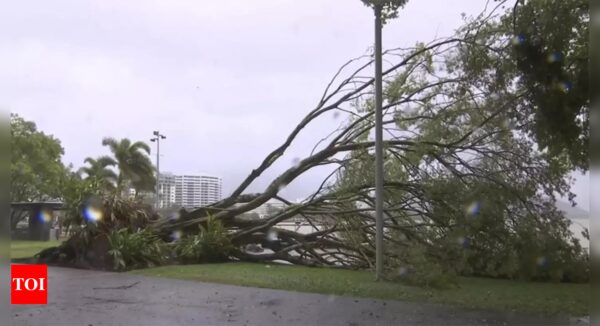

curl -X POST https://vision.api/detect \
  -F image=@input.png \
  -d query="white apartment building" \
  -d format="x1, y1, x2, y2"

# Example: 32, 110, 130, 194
158, 173, 222, 209
157, 173, 177, 208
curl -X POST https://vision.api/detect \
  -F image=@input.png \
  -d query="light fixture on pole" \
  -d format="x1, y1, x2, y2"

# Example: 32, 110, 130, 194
150, 131, 166, 209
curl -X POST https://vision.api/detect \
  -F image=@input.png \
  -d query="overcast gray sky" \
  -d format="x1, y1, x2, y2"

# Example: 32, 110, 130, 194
2, 0, 589, 209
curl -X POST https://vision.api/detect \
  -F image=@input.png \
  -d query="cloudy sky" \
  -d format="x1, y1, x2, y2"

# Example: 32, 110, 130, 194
2, 0, 589, 209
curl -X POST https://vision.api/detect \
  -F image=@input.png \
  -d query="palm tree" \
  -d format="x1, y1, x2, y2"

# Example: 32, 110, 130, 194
101, 137, 156, 195
78, 156, 118, 190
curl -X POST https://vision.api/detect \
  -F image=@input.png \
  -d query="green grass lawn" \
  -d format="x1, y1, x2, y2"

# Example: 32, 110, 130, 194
10, 240, 62, 259
131, 262, 589, 316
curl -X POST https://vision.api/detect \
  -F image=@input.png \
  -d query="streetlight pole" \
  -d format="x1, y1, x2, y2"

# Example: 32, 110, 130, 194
373, 3, 385, 281
150, 131, 166, 209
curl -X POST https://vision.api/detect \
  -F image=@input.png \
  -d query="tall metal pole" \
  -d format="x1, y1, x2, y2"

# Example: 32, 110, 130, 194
374, 4, 385, 281
151, 131, 166, 209
155, 137, 160, 209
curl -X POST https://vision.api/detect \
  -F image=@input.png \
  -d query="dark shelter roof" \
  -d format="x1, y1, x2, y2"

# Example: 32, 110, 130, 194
11, 201, 64, 210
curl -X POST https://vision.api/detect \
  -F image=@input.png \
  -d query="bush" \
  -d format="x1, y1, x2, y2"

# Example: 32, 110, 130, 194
175, 217, 234, 263
386, 242, 459, 289
38, 194, 164, 270
108, 228, 167, 271
463, 214, 591, 283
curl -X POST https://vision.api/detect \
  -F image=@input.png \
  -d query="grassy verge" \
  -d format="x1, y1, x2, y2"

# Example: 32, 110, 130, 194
131, 262, 589, 316
10, 240, 62, 259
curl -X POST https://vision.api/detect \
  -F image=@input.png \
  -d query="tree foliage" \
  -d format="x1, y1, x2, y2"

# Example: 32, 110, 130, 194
483, 0, 589, 169
360, 0, 409, 23
59, 172, 103, 232
101, 137, 156, 194
10, 114, 69, 229
10, 114, 67, 202
78, 156, 118, 192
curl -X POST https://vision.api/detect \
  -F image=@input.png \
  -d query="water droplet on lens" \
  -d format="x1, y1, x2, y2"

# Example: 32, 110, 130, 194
129, 172, 141, 182
457, 236, 470, 248
546, 51, 562, 63
511, 34, 525, 46
557, 81, 572, 93
292, 157, 301, 168
171, 230, 182, 242
536, 256, 548, 267
503, 119, 515, 130
398, 266, 409, 277
38, 210, 52, 224
266, 230, 278, 242
465, 201, 481, 217
82, 205, 103, 223
168, 211, 180, 220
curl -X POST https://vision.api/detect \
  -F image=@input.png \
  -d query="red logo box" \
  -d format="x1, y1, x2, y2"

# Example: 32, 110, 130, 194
11, 265, 48, 305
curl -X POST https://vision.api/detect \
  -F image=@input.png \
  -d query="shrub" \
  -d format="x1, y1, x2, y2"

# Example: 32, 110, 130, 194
107, 228, 167, 271
386, 242, 459, 289
463, 215, 591, 283
175, 217, 234, 263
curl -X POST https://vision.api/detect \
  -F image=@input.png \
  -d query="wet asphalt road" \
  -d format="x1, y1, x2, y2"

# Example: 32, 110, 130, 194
11, 267, 575, 326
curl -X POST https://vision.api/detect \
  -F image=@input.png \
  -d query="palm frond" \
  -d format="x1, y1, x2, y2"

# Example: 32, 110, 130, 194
131, 141, 151, 155
96, 155, 117, 167
83, 157, 96, 165
101, 137, 119, 149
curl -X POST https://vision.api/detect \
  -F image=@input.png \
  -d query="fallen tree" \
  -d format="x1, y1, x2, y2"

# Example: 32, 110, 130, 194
40, 1, 589, 283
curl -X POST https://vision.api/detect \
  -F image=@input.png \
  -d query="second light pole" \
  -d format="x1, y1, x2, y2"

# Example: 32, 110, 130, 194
151, 130, 166, 209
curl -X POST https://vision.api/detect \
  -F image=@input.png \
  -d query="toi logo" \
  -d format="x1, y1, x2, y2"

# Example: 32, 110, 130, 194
11, 265, 48, 305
